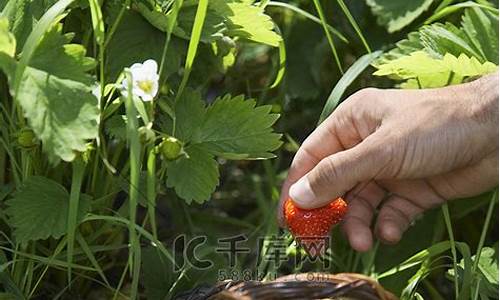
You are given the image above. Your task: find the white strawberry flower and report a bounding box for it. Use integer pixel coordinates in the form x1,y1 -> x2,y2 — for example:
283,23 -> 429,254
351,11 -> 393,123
121,59 -> 159,101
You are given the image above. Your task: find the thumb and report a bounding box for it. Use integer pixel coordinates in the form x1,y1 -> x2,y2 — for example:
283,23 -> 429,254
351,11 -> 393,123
289,133 -> 390,208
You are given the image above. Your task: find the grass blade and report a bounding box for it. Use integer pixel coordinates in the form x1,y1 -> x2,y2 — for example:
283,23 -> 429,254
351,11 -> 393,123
442,203 -> 459,299
14,0 -> 75,92
318,50 -> 382,125
312,0 -> 343,73
425,1 -> 498,24
471,189 -> 498,297
75,234 -> 110,288
175,0 -> 209,100
159,0 -> 185,85
336,0 -> 371,53
269,25 -> 286,89
87,0 -> 105,45
66,158 -> 85,286
83,214 -> 176,266
266,1 -> 348,42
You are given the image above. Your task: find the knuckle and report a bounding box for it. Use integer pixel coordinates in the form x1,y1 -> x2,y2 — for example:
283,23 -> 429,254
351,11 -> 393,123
310,158 -> 339,191
353,88 -> 380,102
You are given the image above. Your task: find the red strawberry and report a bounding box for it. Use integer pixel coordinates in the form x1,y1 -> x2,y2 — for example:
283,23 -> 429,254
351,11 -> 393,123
284,197 -> 348,256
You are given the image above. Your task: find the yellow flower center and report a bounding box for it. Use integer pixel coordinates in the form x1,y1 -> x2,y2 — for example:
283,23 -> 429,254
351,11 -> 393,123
137,80 -> 154,94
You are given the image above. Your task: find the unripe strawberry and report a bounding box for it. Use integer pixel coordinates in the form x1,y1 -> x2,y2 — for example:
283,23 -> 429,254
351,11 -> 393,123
17,128 -> 37,149
284,197 -> 348,256
159,136 -> 183,161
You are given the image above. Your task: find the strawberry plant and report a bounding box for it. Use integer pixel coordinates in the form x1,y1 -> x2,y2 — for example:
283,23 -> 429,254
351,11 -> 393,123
0,0 -> 498,299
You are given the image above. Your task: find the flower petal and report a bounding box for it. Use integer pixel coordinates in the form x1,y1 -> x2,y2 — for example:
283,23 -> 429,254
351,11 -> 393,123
142,59 -> 158,75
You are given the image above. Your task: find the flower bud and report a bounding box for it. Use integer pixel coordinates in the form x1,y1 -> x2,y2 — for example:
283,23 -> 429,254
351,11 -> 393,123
159,136 -> 183,161
17,128 -> 37,149
138,125 -> 155,144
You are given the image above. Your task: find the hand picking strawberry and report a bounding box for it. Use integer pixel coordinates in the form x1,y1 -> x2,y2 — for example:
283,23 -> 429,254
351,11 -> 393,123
284,197 -> 348,256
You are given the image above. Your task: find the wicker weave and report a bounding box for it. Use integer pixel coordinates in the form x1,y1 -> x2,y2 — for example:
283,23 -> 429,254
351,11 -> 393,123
179,273 -> 399,300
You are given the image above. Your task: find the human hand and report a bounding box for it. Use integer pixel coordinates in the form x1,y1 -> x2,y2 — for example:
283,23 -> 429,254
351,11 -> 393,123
278,73 -> 499,252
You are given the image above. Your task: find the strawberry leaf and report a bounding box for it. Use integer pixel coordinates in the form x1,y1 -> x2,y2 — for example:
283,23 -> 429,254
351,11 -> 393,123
164,89 -> 282,203
366,0 -> 434,33
14,23 -> 100,163
166,145 -> 219,204
374,51 -> 498,88
197,94 -> 282,159
5,176 -> 91,243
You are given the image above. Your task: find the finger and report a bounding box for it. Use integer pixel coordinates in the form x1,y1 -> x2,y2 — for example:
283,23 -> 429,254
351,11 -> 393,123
375,195 -> 424,244
342,181 -> 386,252
289,131 -> 391,209
277,112 -> 348,226
277,89 -> 385,225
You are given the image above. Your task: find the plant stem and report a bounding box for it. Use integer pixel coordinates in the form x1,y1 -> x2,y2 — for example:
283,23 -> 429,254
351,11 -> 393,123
66,157 -> 85,286
124,71 -> 141,299
147,147 -> 158,239
442,203 -> 459,299
471,189 -> 497,298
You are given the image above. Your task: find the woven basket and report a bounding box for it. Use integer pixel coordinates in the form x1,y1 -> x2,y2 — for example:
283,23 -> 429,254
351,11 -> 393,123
174,273 -> 398,300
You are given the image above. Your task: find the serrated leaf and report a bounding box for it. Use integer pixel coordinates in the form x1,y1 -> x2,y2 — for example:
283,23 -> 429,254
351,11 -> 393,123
461,7 -> 499,64
1,0 -> 57,50
376,7 -> 499,69
366,0 -> 434,33
165,90 -> 281,203
374,51 -> 497,88
211,0 -> 282,46
196,94 -> 282,158
5,176 -> 91,243
0,17 -> 15,56
172,89 -> 205,142
420,22 -> 482,60
137,0 -> 281,47
17,67 -> 99,163
166,145 -> 219,204
104,115 -> 127,140
29,24 -> 96,84
14,23 -> 99,163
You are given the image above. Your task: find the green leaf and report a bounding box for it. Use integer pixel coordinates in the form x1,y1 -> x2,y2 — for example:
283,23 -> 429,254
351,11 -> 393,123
165,90 -> 281,203
420,22 -> 482,61
211,0 -> 282,47
318,51 -> 382,125
197,94 -> 282,159
373,51 -> 497,88
142,246 -> 174,300
461,7 -> 499,64
5,176 -> 90,243
138,0 -> 282,47
104,114 -> 127,141
376,7 -> 499,70
17,67 -> 99,163
475,247 -> 499,286
13,21 -> 99,163
105,9 -> 183,82
29,23 -> 96,84
174,2 -> 225,43
172,89 -> 205,143
166,144 -> 219,204
0,17 -> 15,56
366,0 -> 434,33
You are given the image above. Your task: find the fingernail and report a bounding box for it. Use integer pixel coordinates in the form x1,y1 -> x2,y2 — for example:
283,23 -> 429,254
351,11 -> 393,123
289,177 -> 316,207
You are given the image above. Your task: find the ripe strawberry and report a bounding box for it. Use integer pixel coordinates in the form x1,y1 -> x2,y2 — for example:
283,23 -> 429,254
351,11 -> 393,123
284,197 -> 348,256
